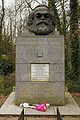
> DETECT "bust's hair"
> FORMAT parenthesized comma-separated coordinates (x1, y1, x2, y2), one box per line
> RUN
(27, 5, 55, 27)
(27, 12, 34, 26)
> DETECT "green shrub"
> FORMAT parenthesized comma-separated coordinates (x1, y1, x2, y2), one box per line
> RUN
(0, 74, 15, 96)
(0, 75, 4, 95)
(3, 74, 15, 95)
(66, 80, 80, 92)
(0, 54, 15, 75)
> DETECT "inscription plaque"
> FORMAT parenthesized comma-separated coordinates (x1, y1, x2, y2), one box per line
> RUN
(31, 64, 49, 81)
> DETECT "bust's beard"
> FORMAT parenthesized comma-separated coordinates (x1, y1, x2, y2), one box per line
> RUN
(28, 23, 54, 35)
(34, 24, 50, 35)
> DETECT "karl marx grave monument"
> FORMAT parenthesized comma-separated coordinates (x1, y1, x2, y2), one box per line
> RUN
(15, 5, 65, 105)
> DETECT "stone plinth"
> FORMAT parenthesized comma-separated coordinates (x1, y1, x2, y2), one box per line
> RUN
(15, 31, 65, 105)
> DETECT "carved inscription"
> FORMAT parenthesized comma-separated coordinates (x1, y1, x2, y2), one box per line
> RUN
(31, 64, 49, 81)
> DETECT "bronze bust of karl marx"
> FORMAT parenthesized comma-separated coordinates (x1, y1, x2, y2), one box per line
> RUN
(27, 5, 55, 35)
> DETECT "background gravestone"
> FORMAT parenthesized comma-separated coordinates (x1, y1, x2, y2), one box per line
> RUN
(15, 5, 65, 105)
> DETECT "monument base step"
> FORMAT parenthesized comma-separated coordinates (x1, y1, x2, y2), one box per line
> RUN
(0, 92, 80, 116)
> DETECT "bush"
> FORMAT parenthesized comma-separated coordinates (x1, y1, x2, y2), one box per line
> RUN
(66, 80, 80, 92)
(3, 74, 15, 95)
(0, 75, 4, 95)
(0, 54, 15, 75)
(0, 74, 15, 96)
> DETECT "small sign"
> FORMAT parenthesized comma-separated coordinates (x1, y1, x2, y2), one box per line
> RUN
(31, 64, 49, 81)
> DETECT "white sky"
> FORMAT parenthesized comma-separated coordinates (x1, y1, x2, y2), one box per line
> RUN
(4, 0, 15, 7)
(4, 0, 48, 7)
(1, 0, 70, 9)
(1, 0, 79, 8)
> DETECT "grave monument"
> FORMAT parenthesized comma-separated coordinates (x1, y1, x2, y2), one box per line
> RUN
(15, 5, 65, 105)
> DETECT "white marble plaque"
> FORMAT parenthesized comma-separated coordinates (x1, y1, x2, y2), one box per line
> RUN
(31, 64, 49, 81)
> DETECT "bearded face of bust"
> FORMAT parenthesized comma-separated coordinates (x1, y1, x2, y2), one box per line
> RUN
(27, 5, 55, 35)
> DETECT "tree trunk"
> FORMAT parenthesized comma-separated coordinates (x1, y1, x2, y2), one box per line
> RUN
(48, 0, 62, 34)
(59, 0, 66, 40)
(70, 0, 79, 81)
(0, 0, 4, 36)
(0, 0, 5, 53)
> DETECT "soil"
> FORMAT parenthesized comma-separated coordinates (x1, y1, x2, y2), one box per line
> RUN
(71, 92, 80, 107)
(0, 116, 80, 120)
(0, 95, 7, 107)
(0, 116, 18, 120)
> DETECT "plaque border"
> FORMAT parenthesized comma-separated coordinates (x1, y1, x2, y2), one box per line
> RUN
(31, 63, 50, 82)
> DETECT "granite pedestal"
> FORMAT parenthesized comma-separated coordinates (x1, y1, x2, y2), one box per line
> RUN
(15, 31, 65, 105)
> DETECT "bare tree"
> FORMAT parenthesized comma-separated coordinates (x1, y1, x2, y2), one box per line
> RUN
(0, 0, 4, 35)
(70, 0, 79, 81)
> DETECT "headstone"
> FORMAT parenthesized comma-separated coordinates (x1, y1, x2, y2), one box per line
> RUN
(15, 5, 65, 105)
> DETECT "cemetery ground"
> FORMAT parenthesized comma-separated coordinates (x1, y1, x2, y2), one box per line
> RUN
(0, 92, 80, 120)
(0, 115, 80, 120)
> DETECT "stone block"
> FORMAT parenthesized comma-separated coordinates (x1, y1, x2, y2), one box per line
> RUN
(15, 31, 65, 105)
(16, 32, 64, 64)
(15, 81, 65, 105)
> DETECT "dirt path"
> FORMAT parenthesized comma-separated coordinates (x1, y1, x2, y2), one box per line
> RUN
(0, 116, 18, 120)
(0, 95, 7, 107)
(27, 116, 80, 120)
(0, 116, 80, 120)
(71, 92, 80, 107)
